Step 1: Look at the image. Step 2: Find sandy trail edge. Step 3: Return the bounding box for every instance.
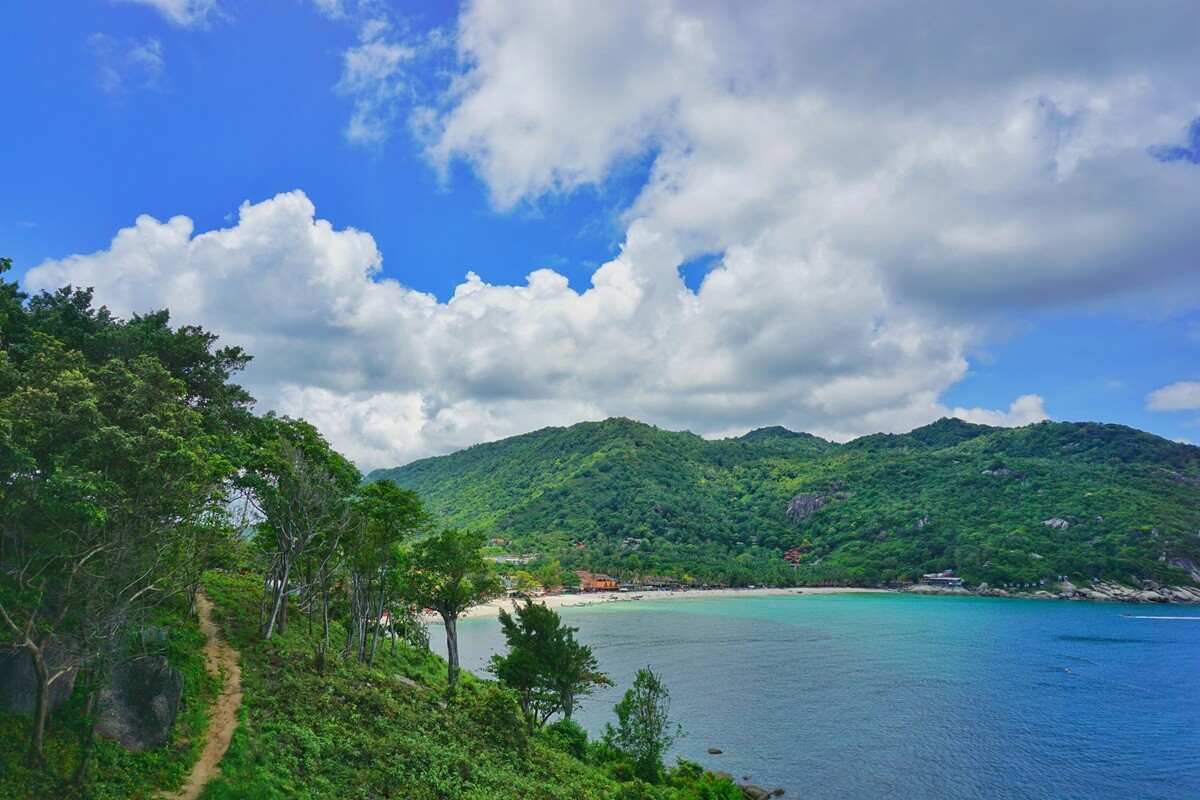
[157,590,243,800]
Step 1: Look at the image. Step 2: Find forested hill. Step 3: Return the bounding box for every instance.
[368,417,1200,589]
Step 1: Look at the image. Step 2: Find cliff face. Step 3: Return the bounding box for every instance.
[369,418,1200,590]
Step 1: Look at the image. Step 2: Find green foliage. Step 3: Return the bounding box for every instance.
[199,571,730,800]
[604,667,682,784]
[370,417,1200,589]
[0,268,251,769]
[542,718,589,759]
[490,599,609,725]
[400,529,501,686]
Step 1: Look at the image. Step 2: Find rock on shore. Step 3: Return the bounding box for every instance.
[907,580,1200,603]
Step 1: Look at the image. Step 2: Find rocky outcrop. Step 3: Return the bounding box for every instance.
[1074,582,1200,604]
[786,493,828,523]
[1042,518,1070,531]
[96,656,184,751]
[904,584,970,596]
[0,636,78,716]
[972,580,1200,603]
[741,786,771,800]
[1169,558,1200,583]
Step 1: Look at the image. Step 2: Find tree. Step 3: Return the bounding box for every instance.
[532,557,566,591]
[240,415,359,640]
[344,480,429,665]
[490,599,608,726]
[510,570,542,595]
[604,667,682,783]
[0,271,246,767]
[400,529,499,687]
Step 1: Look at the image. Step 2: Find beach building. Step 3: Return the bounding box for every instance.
[919,570,964,587]
[637,575,681,590]
[576,571,618,592]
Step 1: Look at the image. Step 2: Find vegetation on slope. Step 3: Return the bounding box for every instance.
[369,417,1200,589]
[0,594,220,800]
[200,571,740,800]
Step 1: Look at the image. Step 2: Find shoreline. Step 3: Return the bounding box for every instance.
[424,586,890,622]
[423,580,1200,623]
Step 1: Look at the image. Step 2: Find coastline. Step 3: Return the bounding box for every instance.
[424,586,891,622]
[421,579,1200,624]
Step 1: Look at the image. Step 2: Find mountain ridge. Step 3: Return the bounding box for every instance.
[368,417,1200,589]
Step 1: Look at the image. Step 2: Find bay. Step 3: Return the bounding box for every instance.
[433,593,1200,799]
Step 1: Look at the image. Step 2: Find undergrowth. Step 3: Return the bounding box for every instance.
[0,594,221,800]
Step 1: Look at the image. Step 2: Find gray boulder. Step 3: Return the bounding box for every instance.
[741,786,771,800]
[0,637,79,716]
[96,656,184,751]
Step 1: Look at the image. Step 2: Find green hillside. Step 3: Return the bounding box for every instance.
[369,417,1200,589]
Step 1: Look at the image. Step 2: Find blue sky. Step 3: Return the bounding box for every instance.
[3,1,1200,468]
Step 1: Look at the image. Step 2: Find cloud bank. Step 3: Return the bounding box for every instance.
[29,1,1200,468]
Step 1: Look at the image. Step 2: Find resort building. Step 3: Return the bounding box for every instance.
[576,571,618,592]
[919,570,964,587]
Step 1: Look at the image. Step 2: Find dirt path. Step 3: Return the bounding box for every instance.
[158,590,243,800]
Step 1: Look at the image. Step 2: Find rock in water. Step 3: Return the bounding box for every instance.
[708,747,723,754]
[0,637,79,716]
[97,656,184,751]
[741,786,771,800]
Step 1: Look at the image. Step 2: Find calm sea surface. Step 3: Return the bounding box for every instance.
[432,593,1200,799]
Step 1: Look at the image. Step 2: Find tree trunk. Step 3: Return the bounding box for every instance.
[263,561,291,640]
[278,579,288,636]
[322,585,331,651]
[367,577,386,668]
[72,690,98,785]
[443,614,459,687]
[27,646,50,767]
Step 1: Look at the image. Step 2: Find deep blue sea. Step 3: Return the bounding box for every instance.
[433,593,1200,799]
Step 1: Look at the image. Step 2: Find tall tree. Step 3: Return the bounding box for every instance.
[344,480,429,664]
[240,415,360,640]
[490,599,609,726]
[604,667,682,784]
[400,529,499,687]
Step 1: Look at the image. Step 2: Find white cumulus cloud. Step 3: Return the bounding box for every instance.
[26,192,982,469]
[952,395,1050,428]
[424,0,1200,312]
[1147,381,1200,411]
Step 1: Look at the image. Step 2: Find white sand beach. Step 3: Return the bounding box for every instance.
[424,586,891,623]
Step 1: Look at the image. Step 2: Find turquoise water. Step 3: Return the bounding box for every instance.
[435,593,1200,799]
